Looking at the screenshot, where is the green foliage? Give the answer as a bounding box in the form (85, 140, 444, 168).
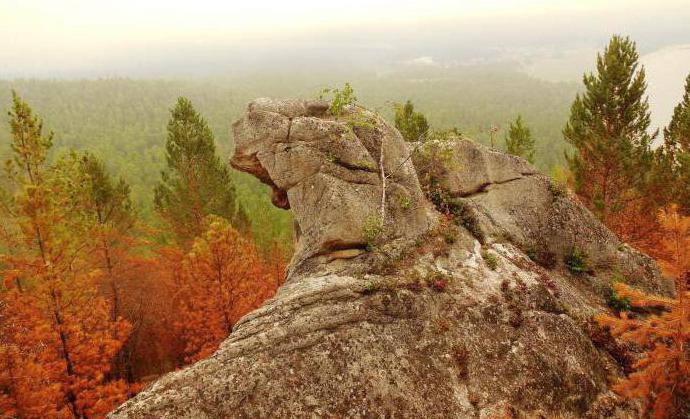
(154, 97, 247, 245)
(607, 286, 632, 312)
(482, 250, 498, 270)
(526, 243, 557, 269)
(664, 74, 690, 153)
(547, 179, 567, 199)
(0, 72, 580, 252)
(565, 246, 591, 274)
(5, 90, 54, 186)
(363, 214, 384, 251)
(563, 35, 656, 220)
(54, 150, 135, 232)
(398, 193, 411, 210)
(320, 82, 357, 116)
(428, 189, 484, 242)
(504, 115, 534, 163)
(394, 100, 430, 142)
(663, 74, 690, 214)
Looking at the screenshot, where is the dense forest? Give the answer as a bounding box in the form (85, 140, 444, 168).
(0, 69, 579, 252)
(2, 34, 690, 418)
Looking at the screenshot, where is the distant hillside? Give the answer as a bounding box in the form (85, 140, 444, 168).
(0, 70, 578, 250)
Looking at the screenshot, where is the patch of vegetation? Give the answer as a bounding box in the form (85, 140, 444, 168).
(441, 228, 457, 244)
(319, 82, 357, 116)
(607, 286, 632, 312)
(564, 246, 592, 274)
(398, 193, 412, 210)
(362, 280, 378, 295)
(355, 159, 376, 171)
(325, 152, 338, 163)
(428, 188, 484, 242)
(525, 243, 557, 269)
(425, 270, 451, 292)
(501, 277, 528, 328)
(362, 214, 384, 252)
(585, 320, 634, 374)
(548, 179, 567, 200)
(345, 110, 377, 131)
(452, 345, 469, 379)
(482, 250, 499, 270)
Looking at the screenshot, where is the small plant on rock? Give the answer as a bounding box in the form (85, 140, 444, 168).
(607, 287, 632, 312)
(482, 250, 499, 270)
(565, 246, 591, 274)
(548, 179, 567, 200)
(363, 214, 384, 251)
(319, 82, 357, 116)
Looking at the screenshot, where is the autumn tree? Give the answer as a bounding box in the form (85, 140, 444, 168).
(174, 216, 282, 363)
(394, 100, 430, 142)
(154, 97, 249, 246)
(0, 92, 131, 417)
(597, 205, 690, 418)
(505, 115, 535, 163)
(563, 35, 659, 243)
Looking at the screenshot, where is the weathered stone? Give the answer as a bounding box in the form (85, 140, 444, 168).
(230, 98, 434, 277)
(109, 100, 672, 419)
(439, 138, 537, 197)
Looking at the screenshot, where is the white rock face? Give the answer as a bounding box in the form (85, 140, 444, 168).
(109, 100, 671, 419)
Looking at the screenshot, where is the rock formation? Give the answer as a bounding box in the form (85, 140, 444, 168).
(110, 99, 671, 418)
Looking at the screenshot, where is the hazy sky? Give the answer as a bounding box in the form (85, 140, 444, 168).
(1, 0, 689, 79)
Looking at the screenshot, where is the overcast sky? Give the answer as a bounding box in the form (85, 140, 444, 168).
(1, 0, 689, 79)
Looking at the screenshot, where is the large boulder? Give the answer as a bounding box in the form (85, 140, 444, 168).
(229, 98, 434, 277)
(110, 100, 671, 419)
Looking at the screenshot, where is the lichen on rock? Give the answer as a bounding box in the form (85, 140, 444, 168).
(109, 99, 671, 419)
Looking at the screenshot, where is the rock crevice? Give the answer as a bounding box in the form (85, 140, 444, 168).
(110, 99, 671, 419)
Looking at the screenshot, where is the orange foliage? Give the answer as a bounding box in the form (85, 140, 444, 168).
(173, 216, 284, 363)
(0, 93, 287, 416)
(596, 205, 690, 418)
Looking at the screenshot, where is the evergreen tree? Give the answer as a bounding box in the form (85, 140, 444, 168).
(154, 97, 246, 245)
(394, 100, 430, 142)
(563, 35, 656, 237)
(663, 75, 690, 214)
(504, 115, 535, 163)
(1, 93, 131, 417)
(664, 75, 690, 153)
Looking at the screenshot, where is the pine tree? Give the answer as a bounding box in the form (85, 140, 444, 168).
(664, 75, 690, 153)
(0, 93, 131, 417)
(563, 35, 657, 240)
(663, 75, 690, 214)
(394, 100, 430, 142)
(154, 97, 246, 245)
(504, 115, 535, 163)
(174, 216, 281, 363)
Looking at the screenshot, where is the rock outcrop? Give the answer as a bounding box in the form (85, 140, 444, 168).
(229, 98, 434, 277)
(110, 99, 670, 418)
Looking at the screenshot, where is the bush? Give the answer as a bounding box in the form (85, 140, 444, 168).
(526, 243, 557, 269)
(319, 82, 357, 116)
(428, 188, 484, 242)
(548, 180, 567, 199)
(482, 250, 498, 270)
(565, 246, 591, 274)
(606, 286, 632, 312)
(362, 215, 384, 251)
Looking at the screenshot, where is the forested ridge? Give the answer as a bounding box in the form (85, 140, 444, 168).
(0, 70, 579, 251)
(2, 36, 690, 417)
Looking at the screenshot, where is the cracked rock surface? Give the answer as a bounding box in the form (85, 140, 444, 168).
(230, 98, 434, 277)
(110, 99, 672, 419)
